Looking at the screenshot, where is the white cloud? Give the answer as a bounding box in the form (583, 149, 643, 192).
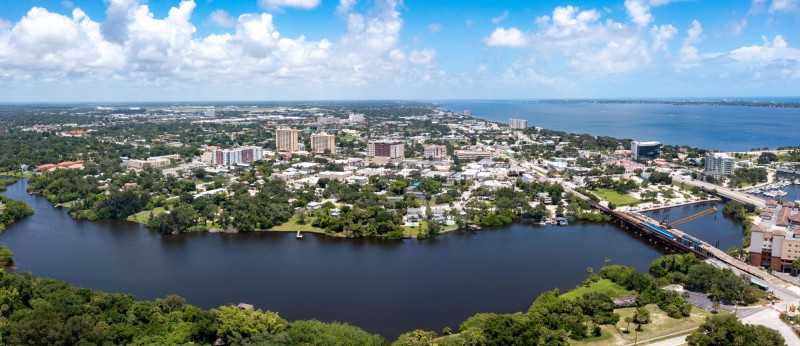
(428, 23, 442, 33)
(676, 20, 704, 70)
(0, 18, 11, 32)
(484, 27, 528, 47)
(336, 0, 356, 15)
(62, 0, 75, 9)
(494, 5, 680, 75)
(207, 10, 237, 28)
(625, 0, 652, 27)
(259, 0, 321, 10)
(769, 0, 799, 13)
(0, 0, 438, 93)
(492, 10, 509, 24)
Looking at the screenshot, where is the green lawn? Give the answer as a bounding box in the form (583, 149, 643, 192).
(572, 304, 717, 346)
(592, 188, 641, 207)
(0, 171, 33, 178)
(270, 214, 327, 234)
(561, 279, 634, 300)
(126, 207, 165, 223)
(401, 221, 428, 237)
(337, 135, 359, 141)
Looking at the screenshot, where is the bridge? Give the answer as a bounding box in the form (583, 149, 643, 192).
(585, 199, 767, 280)
(671, 174, 766, 209)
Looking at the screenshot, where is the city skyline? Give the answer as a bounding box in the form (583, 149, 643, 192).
(0, 0, 799, 102)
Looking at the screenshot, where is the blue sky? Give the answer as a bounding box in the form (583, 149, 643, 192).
(0, 0, 798, 101)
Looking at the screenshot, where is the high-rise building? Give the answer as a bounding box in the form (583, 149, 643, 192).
(311, 132, 336, 154)
(424, 144, 448, 161)
(508, 118, 528, 129)
(209, 146, 263, 166)
(631, 141, 662, 160)
(368, 141, 404, 161)
(464, 110, 472, 117)
(705, 152, 735, 177)
(275, 127, 298, 152)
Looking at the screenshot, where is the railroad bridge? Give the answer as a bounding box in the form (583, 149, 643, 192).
(587, 200, 766, 280)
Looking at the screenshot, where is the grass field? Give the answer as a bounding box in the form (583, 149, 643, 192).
(0, 171, 33, 178)
(560, 279, 634, 300)
(572, 304, 717, 346)
(401, 221, 427, 237)
(126, 207, 165, 223)
(270, 214, 327, 234)
(592, 188, 642, 207)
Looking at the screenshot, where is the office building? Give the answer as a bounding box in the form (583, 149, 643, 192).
(368, 141, 404, 162)
(424, 144, 448, 161)
(631, 141, 662, 160)
(275, 127, 299, 152)
(311, 132, 336, 155)
(508, 118, 528, 129)
(705, 152, 735, 177)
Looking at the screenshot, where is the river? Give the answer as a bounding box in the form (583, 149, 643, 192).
(0, 179, 744, 339)
(440, 101, 800, 151)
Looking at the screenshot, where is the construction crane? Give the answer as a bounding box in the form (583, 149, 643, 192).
(660, 205, 717, 229)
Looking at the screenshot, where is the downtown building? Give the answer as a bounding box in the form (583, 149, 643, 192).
(209, 146, 264, 166)
(508, 118, 528, 129)
(275, 127, 299, 152)
(367, 140, 404, 163)
(424, 144, 448, 161)
(705, 152, 735, 177)
(631, 141, 662, 160)
(311, 132, 336, 155)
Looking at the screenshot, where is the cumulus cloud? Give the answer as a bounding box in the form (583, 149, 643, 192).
(0, 0, 438, 92)
(677, 20, 704, 70)
(0, 18, 11, 32)
(259, 0, 321, 10)
(428, 23, 442, 33)
(207, 10, 237, 28)
(484, 27, 527, 47)
(625, 0, 653, 27)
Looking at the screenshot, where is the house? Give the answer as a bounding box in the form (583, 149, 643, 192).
(405, 208, 421, 226)
(612, 296, 637, 308)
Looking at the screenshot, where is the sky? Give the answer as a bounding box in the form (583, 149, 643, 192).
(0, 0, 798, 102)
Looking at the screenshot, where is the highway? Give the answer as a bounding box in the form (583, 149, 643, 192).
(671, 174, 766, 209)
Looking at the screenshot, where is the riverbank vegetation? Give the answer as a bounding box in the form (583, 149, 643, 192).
(0, 195, 34, 232)
(0, 253, 782, 345)
(0, 244, 13, 268)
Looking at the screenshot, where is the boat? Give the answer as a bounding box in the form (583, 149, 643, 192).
(296, 231, 303, 239)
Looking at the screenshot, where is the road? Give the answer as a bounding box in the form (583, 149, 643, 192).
(671, 174, 766, 209)
(742, 308, 800, 346)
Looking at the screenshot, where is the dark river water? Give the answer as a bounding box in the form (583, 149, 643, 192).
(0, 179, 744, 339)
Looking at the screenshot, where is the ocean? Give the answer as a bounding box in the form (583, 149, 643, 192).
(439, 100, 800, 151)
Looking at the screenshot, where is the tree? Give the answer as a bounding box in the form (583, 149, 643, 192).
(212, 305, 288, 342)
(687, 314, 784, 346)
(0, 244, 13, 267)
(633, 308, 650, 331)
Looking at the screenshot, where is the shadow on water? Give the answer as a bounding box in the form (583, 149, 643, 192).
(0, 179, 743, 339)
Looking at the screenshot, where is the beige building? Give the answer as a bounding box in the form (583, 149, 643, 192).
(424, 144, 448, 161)
(367, 141, 404, 163)
(276, 127, 299, 152)
(311, 132, 336, 154)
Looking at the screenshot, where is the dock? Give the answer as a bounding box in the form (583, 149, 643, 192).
(296, 231, 303, 239)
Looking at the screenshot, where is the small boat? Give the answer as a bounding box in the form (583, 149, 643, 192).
(296, 231, 303, 239)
